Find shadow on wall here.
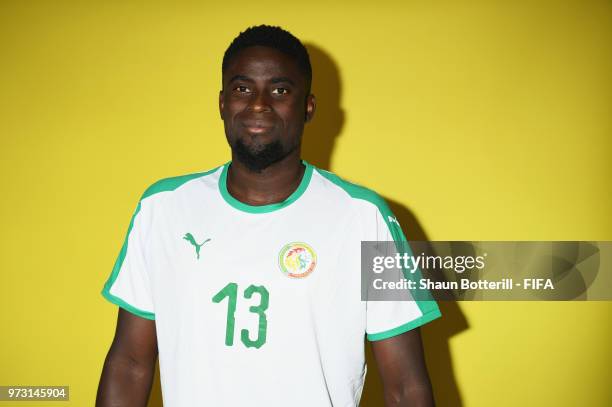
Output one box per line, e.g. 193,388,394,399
303,43,468,406
145,42,468,407
301,43,345,170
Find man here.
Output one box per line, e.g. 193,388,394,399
97,25,441,406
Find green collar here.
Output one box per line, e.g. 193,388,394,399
218,160,313,214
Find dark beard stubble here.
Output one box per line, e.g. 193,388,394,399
232,137,297,173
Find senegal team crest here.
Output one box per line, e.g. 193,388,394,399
278,242,317,278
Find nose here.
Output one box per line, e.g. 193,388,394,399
247,91,271,113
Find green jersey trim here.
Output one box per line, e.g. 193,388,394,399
142,165,223,199
314,168,441,336
366,307,442,341
102,166,222,319
219,160,314,214
101,289,156,320
101,201,156,319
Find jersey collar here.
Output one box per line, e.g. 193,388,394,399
218,160,313,214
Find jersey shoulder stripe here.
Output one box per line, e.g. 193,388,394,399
141,165,223,201
314,168,405,242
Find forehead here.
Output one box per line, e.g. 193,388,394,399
223,46,303,83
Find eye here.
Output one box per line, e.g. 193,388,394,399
272,87,289,95
234,85,250,93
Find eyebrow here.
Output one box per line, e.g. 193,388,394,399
228,75,253,84
227,75,296,86
270,77,296,86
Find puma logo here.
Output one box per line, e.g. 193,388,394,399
183,233,211,260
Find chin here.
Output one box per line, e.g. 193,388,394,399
232,138,289,172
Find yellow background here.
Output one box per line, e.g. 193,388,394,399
1,1,610,406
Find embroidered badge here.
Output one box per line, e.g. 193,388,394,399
278,242,317,278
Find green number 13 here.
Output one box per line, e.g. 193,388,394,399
212,283,269,349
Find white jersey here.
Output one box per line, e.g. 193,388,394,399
101,160,441,406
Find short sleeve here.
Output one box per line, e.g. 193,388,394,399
365,198,441,341
101,197,155,320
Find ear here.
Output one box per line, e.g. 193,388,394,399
219,90,224,120
305,94,316,123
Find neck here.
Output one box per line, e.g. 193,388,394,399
226,150,305,206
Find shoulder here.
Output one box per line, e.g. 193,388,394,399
310,165,395,218
140,164,225,202
311,165,408,241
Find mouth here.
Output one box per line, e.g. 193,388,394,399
244,126,270,134
241,120,274,134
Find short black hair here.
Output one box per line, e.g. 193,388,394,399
222,25,312,94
